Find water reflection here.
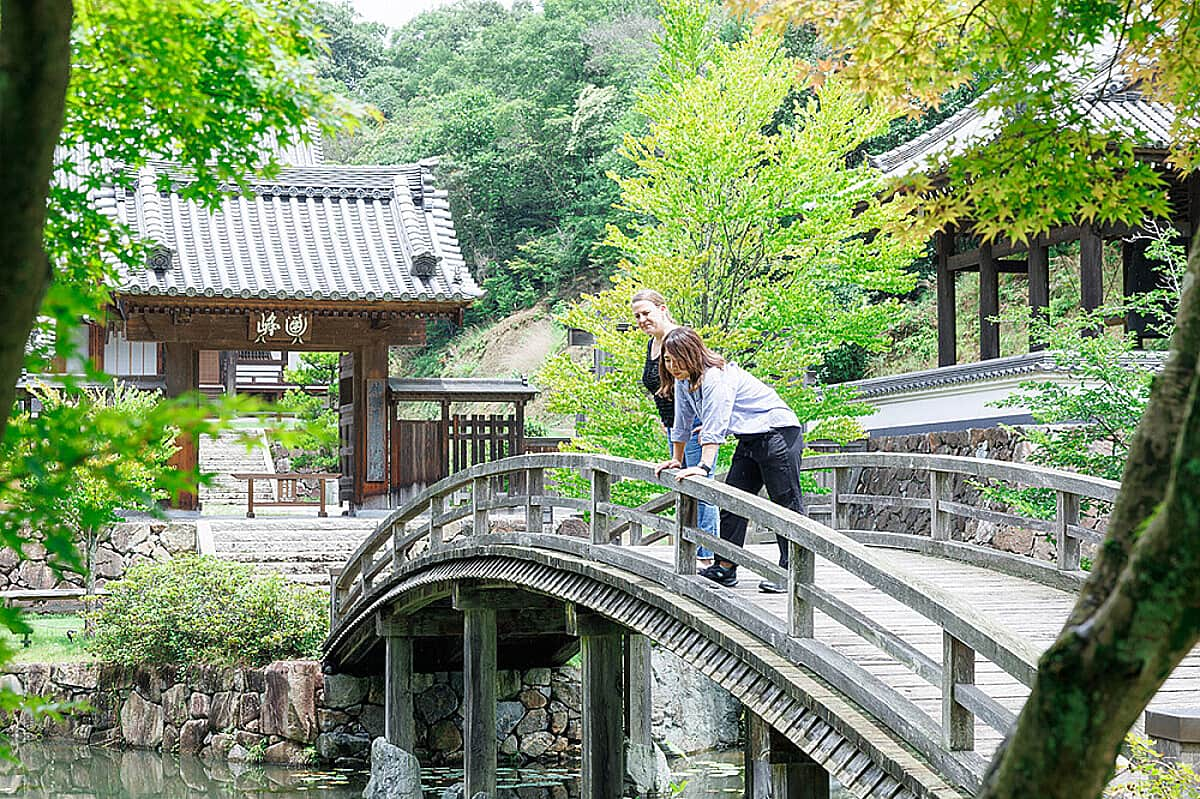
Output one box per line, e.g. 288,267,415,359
1,742,365,798
3,741,846,798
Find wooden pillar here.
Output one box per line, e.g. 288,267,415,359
164,342,199,510
1027,241,1050,351
978,242,1000,360
942,632,976,751
745,711,829,799
463,606,497,798
625,634,652,747
582,632,625,799
383,632,415,751
935,229,957,367
1080,223,1104,321
353,341,389,508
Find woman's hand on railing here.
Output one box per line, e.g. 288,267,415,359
671,466,707,481
654,459,681,477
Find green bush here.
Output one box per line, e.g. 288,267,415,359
86,556,327,666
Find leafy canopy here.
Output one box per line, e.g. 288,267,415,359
539,0,917,502
732,0,1198,245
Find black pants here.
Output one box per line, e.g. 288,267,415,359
718,426,805,568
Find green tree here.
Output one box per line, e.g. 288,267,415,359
324,0,661,323
539,0,917,492
735,0,1200,795
9,384,178,613
0,0,356,742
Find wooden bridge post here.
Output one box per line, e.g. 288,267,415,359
462,602,497,797
526,467,544,535
830,468,850,531
591,469,611,544
1055,490,1081,570
674,494,698,575
428,493,444,548
942,631,976,751
625,633,653,747
472,476,490,535
929,470,950,541
376,616,416,752
787,541,814,638
745,710,829,799
568,606,626,799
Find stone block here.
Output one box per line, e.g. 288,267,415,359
496,670,521,701
360,704,385,739
515,709,547,736
188,692,211,719
518,689,547,709
363,737,423,799
495,701,525,740
178,719,209,754
51,663,99,690
163,684,189,726
120,690,164,748
519,731,555,759
237,692,261,728
93,547,124,580
316,731,371,761
210,691,236,731
323,673,370,709
416,683,458,724
205,732,236,761
262,660,321,743
523,668,551,687
428,720,462,753
992,526,1035,555
161,523,197,554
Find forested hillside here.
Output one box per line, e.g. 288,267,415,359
314,0,975,381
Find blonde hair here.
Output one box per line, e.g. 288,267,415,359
631,289,674,323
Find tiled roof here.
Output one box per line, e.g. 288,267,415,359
103,157,480,305
871,44,1178,179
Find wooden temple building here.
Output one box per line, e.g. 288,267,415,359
870,45,1198,368
73,140,497,510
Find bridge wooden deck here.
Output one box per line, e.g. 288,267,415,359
641,543,1200,762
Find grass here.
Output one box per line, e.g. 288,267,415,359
0,613,95,663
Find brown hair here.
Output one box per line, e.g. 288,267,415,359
657,327,725,397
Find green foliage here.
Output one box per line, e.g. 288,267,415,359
320,0,662,323
980,226,1184,523
737,0,1199,246
1105,736,1200,798
284,352,340,397
1,0,355,740
276,390,339,472
539,0,916,492
86,556,328,666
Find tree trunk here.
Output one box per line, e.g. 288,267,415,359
83,526,97,636
0,0,74,436
978,233,1200,798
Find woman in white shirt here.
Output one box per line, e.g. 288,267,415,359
653,327,805,592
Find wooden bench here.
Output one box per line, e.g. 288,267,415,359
230,472,341,518
1,588,109,646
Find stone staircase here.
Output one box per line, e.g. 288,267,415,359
199,427,275,508
207,517,379,585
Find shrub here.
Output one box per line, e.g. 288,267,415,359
86,556,327,665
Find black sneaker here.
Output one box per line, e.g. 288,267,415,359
758,580,785,594
699,563,738,587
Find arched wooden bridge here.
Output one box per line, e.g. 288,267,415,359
323,452,1200,799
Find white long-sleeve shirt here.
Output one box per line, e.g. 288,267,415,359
669,363,801,446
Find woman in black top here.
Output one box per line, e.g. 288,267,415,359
631,290,718,557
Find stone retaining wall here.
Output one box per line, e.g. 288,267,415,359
0,521,196,592
2,653,738,767
840,427,1103,562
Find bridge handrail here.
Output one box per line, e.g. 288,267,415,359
330,450,1119,780
334,452,1052,676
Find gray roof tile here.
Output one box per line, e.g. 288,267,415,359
112,159,480,304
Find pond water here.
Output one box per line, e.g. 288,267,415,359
0,742,850,798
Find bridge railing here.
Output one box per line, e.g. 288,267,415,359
802,452,1118,584
330,451,1115,785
